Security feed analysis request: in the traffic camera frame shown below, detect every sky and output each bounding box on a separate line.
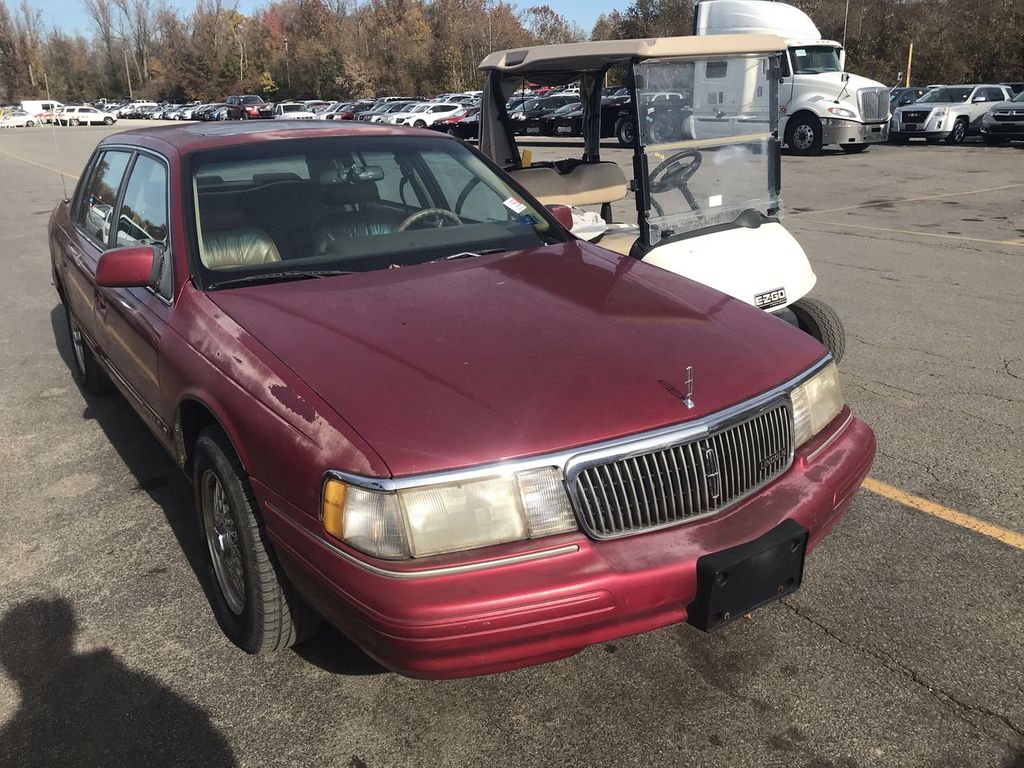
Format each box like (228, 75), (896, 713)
(34, 0), (618, 39)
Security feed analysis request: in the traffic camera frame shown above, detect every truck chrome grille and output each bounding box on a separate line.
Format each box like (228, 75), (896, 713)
(570, 403), (793, 538)
(858, 87), (890, 122)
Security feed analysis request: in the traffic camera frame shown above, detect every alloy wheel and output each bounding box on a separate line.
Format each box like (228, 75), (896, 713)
(201, 470), (246, 615)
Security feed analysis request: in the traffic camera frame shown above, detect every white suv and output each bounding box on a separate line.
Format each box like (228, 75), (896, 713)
(387, 103), (464, 128)
(57, 106), (116, 126)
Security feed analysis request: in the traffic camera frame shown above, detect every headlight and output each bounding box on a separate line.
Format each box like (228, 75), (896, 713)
(321, 467), (578, 559)
(932, 108), (947, 117)
(790, 362), (844, 448)
(827, 106), (856, 118)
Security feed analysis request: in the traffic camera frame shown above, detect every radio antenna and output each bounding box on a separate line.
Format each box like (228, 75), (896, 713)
(44, 71), (69, 199)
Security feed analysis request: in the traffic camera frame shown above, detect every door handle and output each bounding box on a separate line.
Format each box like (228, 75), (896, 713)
(95, 290), (107, 319)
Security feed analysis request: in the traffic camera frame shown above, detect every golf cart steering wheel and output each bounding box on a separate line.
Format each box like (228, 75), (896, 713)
(649, 150), (702, 194)
(397, 208), (462, 231)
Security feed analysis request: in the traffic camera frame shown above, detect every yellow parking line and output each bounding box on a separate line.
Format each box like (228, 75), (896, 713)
(789, 181), (1024, 217)
(791, 218), (1024, 248)
(0, 146), (79, 181)
(863, 477), (1024, 551)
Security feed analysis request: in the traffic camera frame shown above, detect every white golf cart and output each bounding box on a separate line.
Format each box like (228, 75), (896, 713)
(477, 35), (846, 361)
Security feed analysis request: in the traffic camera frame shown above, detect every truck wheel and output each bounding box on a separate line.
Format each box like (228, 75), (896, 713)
(840, 144), (868, 154)
(785, 114), (823, 156)
(615, 117), (635, 147)
(64, 304), (112, 395)
(945, 118), (968, 145)
(790, 297), (846, 364)
(194, 426), (321, 654)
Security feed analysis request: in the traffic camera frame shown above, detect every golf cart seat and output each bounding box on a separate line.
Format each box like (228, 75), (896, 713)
(507, 161), (627, 207)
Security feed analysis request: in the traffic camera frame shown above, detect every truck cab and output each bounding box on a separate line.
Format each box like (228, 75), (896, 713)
(695, 0), (889, 154)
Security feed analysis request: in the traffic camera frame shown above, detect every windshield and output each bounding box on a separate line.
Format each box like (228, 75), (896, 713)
(281, 104), (304, 113)
(634, 55), (779, 244)
(190, 136), (563, 287)
(789, 46), (842, 74)
(549, 103), (579, 116)
(1014, 91), (1024, 103)
(918, 87), (972, 104)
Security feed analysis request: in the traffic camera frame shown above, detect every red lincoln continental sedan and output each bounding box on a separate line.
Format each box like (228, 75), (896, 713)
(49, 121), (875, 678)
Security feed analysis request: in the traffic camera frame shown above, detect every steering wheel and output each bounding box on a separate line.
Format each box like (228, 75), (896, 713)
(397, 208), (462, 231)
(649, 150), (702, 194)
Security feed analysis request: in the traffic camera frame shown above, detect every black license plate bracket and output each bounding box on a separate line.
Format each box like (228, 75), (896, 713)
(687, 519), (808, 632)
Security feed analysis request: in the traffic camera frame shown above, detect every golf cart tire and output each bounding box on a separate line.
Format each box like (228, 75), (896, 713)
(790, 297), (846, 364)
(840, 144), (868, 154)
(785, 113), (822, 156)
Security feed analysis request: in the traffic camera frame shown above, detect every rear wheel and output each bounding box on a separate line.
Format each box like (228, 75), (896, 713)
(194, 427), (321, 653)
(70, 118), (80, 126)
(615, 117), (635, 147)
(790, 297), (846, 364)
(785, 114), (822, 156)
(63, 304), (112, 395)
(945, 118), (968, 145)
(840, 143), (868, 154)
(103, 116), (113, 125)
(413, 119), (427, 128)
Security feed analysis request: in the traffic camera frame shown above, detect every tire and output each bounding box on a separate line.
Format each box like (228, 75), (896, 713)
(785, 113), (823, 156)
(790, 297), (846, 364)
(413, 119), (427, 128)
(615, 117), (635, 147)
(840, 143), (868, 154)
(193, 427), (321, 653)
(945, 118), (968, 145)
(63, 304), (112, 395)
(648, 118), (672, 144)
(70, 118), (80, 126)
(26, 119), (35, 127)
(103, 116), (113, 125)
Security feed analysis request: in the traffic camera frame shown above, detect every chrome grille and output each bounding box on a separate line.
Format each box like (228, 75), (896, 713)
(570, 403), (793, 538)
(858, 87), (890, 122)
(902, 110), (930, 123)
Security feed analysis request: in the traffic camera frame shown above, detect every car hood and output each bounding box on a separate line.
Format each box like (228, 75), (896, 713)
(209, 242), (825, 477)
(895, 101), (956, 112)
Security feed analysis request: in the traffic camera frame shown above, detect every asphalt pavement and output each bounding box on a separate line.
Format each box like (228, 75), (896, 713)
(0, 122), (1021, 768)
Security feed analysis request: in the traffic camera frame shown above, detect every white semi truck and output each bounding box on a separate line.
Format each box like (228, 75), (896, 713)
(695, 0), (890, 155)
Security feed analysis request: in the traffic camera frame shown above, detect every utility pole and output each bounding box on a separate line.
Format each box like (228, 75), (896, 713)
(842, 0), (850, 48)
(905, 41), (913, 87)
(284, 37), (291, 90)
(124, 48), (133, 99)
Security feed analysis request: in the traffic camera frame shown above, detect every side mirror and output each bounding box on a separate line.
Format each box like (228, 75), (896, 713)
(972, 96), (986, 103)
(546, 204), (574, 230)
(838, 49), (846, 71)
(96, 245), (159, 288)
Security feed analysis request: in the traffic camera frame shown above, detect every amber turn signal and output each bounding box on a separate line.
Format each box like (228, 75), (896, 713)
(321, 478), (347, 540)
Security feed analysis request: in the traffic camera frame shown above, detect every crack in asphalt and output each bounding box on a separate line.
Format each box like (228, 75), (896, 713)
(1003, 358), (1022, 381)
(778, 599), (1024, 745)
(876, 448), (942, 485)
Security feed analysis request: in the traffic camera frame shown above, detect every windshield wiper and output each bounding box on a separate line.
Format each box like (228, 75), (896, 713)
(208, 269), (354, 289)
(429, 248), (508, 264)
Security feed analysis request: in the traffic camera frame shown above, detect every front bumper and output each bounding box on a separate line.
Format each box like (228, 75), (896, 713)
(260, 410), (876, 679)
(821, 118), (888, 146)
(980, 122), (1024, 138)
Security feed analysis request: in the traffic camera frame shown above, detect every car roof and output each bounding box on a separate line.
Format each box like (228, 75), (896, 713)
(479, 34), (786, 78)
(98, 120), (449, 156)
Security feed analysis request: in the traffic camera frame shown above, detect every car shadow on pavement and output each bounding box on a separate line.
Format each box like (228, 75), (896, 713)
(48, 304), (384, 676)
(0, 597), (237, 767)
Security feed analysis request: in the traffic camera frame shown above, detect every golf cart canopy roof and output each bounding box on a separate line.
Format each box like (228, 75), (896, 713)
(478, 34), (786, 84)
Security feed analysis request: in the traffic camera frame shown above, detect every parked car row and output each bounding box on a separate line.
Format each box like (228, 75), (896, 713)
(0, 107), (39, 127)
(889, 83), (1023, 145)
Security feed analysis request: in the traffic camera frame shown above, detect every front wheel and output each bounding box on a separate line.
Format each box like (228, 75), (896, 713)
(193, 427), (321, 653)
(790, 297), (846, 364)
(64, 304), (112, 395)
(785, 114), (823, 156)
(945, 118), (968, 145)
(103, 116), (113, 125)
(840, 144), (868, 154)
(70, 118), (80, 126)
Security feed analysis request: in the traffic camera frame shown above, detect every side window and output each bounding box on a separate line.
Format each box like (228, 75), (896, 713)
(983, 88), (1005, 101)
(419, 149), (510, 223)
(76, 150), (132, 249)
(706, 61), (728, 79)
(115, 154), (172, 299)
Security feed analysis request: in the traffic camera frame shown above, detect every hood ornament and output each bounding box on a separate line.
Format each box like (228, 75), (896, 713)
(658, 365), (695, 409)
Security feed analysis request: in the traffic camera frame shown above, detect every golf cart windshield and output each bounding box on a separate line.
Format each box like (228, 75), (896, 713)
(635, 54), (780, 246)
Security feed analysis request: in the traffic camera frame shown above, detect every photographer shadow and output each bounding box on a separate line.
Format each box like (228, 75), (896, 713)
(0, 598), (236, 768)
